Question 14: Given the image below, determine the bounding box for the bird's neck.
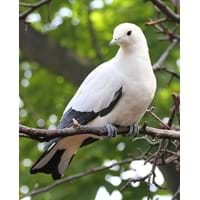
[117,42,149,56]
[114,43,152,75]
[115,43,150,66]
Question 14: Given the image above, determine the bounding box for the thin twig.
[159,68,180,79]
[154,23,180,41]
[19,2,35,7]
[146,17,167,25]
[161,149,180,157]
[149,0,180,23]
[172,93,180,125]
[152,171,166,189]
[120,173,150,191]
[156,155,178,165]
[168,93,180,128]
[121,139,166,193]
[20,157,134,198]
[146,109,170,129]
[144,152,157,165]
[19,0,52,20]
[153,39,179,70]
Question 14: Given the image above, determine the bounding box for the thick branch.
[149,0,180,23]
[20,21,178,86]
[19,124,180,141]
[20,157,134,198]
[19,0,52,20]
[20,21,92,85]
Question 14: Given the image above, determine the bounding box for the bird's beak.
[109,37,121,46]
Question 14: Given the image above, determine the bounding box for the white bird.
[30,23,156,180]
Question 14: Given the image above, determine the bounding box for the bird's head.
[109,23,147,49]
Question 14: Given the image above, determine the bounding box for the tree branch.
[19,123,180,141]
[19,2,36,8]
[20,157,134,198]
[149,0,180,23]
[167,93,180,128]
[158,68,180,79]
[19,21,92,85]
[146,108,171,129]
[155,23,180,41]
[153,39,179,70]
[120,139,167,195]
[146,17,167,25]
[19,0,52,20]
[19,15,178,86]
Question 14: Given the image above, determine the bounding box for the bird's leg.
[124,124,140,138]
[103,123,118,138]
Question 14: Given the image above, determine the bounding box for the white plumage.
[65,23,156,126]
[64,61,122,113]
[30,23,156,180]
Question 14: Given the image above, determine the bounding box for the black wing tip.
[29,167,37,174]
[30,162,42,174]
[52,173,62,180]
[30,149,65,180]
[29,163,48,175]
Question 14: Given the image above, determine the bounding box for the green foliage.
[19,0,179,199]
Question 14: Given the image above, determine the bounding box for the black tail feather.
[30,149,65,180]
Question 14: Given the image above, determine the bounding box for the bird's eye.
[127,31,132,36]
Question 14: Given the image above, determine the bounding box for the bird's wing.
[58,61,123,129]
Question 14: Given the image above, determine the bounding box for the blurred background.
[19,0,180,199]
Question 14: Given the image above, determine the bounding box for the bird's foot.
[124,124,140,138]
[103,123,117,139]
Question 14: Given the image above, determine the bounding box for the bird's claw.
[124,124,140,138]
[103,123,117,139]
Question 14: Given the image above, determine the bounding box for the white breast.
[89,65,156,127]
[88,44,156,127]
[113,71,156,126]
